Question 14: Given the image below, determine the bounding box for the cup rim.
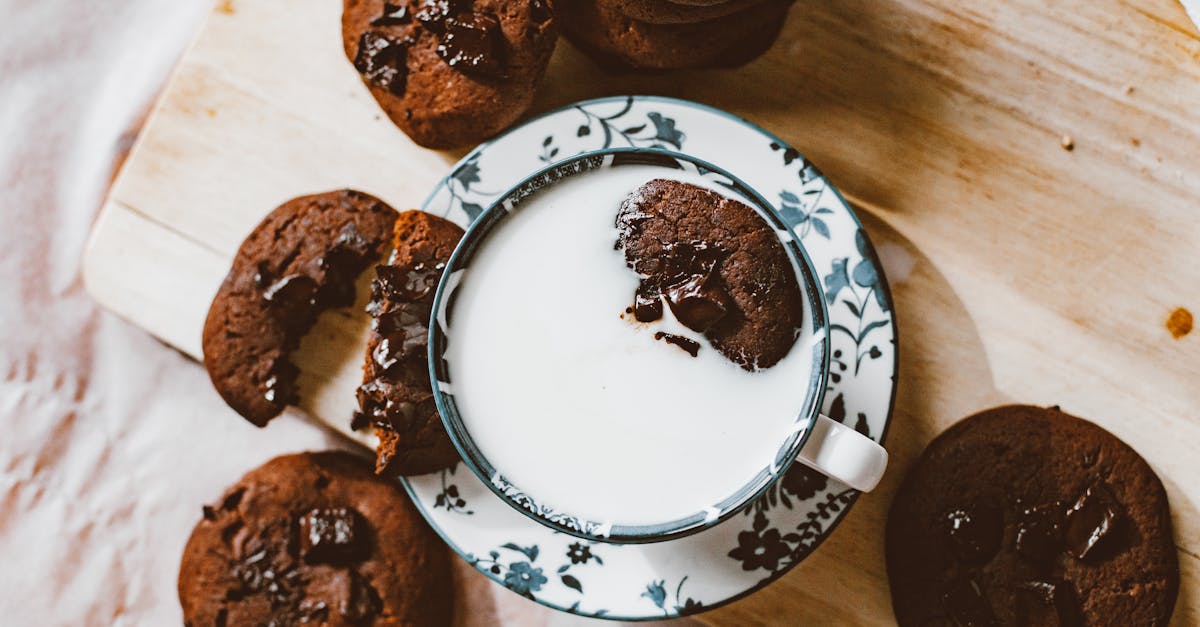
[427,146,831,543]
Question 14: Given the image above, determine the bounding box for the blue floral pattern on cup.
[398,96,897,620]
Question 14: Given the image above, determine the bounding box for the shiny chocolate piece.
[663,270,729,333]
[941,577,995,627]
[298,508,368,565]
[375,306,429,337]
[1015,501,1064,562]
[372,326,428,371]
[375,262,443,302]
[413,0,468,28]
[632,283,663,322]
[1016,580,1081,627]
[657,241,730,332]
[437,13,506,78]
[354,31,409,96]
[1064,483,1123,561]
[654,331,700,357]
[262,274,319,333]
[943,506,1003,564]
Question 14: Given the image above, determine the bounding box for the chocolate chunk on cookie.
[342,0,557,149]
[886,405,1178,627]
[616,179,803,370]
[354,210,465,476]
[557,0,793,70]
[203,190,397,427]
[597,0,770,24]
[179,452,452,626]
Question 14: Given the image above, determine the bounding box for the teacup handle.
[794,414,888,492]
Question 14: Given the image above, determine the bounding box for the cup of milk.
[429,148,887,543]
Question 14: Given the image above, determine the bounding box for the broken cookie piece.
[202,190,397,427]
[615,179,804,370]
[354,210,465,475]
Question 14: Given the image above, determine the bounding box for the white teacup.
[429,148,887,543]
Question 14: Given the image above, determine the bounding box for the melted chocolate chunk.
[1015,501,1064,562]
[413,0,468,28]
[944,506,1003,564]
[664,271,729,332]
[633,283,663,322]
[1063,483,1123,561]
[354,31,409,96]
[372,326,428,370]
[942,577,995,627]
[437,13,506,78]
[1016,580,1081,627]
[375,262,443,302]
[357,378,437,433]
[298,508,368,565]
[371,2,411,26]
[654,331,700,357]
[262,274,317,309]
[657,241,730,332]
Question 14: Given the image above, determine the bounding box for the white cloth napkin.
[0,0,685,624]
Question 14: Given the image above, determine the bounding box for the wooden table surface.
[83,0,1200,623]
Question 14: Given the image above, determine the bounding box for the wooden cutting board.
[83,0,1200,624]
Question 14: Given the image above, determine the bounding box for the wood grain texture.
[83,0,1199,624]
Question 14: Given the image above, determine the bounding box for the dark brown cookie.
[598,0,769,24]
[353,210,465,476]
[886,405,1178,627]
[342,0,557,149]
[203,190,397,427]
[557,0,793,70]
[616,179,804,370]
[179,451,452,626]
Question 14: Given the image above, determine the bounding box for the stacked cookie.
[557,0,795,70]
[342,0,795,148]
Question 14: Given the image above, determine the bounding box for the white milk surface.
[443,165,815,526]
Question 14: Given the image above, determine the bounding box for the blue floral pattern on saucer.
[400,96,897,620]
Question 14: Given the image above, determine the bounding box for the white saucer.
[401,96,897,620]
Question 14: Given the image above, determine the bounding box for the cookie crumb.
[217,0,235,14]
[1124,84,1135,95]
[1060,135,1075,151]
[1130,137,1141,147]
[1167,307,1193,339]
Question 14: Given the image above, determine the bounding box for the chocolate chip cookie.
[353,210,465,476]
[342,0,557,149]
[886,405,1178,626]
[203,190,397,427]
[557,0,793,70]
[616,179,804,370]
[179,451,452,626]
